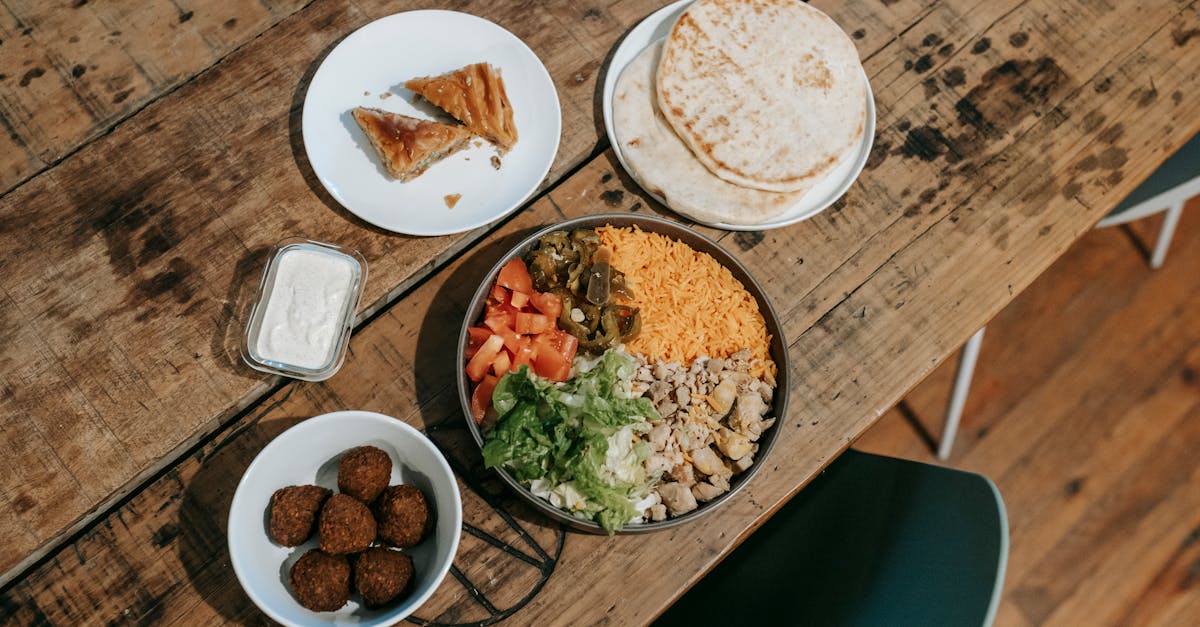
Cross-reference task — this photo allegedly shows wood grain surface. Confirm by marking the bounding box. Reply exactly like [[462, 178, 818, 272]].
[[1, 0, 1198, 622]]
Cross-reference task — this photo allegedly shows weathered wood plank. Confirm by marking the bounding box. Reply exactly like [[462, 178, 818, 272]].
[[0, 0, 957, 588], [0, 0, 311, 195], [3, 0, 1197, 610], [0, 0, 678, 585]]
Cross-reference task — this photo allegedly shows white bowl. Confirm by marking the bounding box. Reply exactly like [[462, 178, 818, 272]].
[[228, 411, 462, 626]]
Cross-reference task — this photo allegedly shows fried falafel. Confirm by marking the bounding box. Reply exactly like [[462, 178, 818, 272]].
[[375, 484, 430, 548], [269, 485, 332, 546], [337, 446, 392, 503], [354, 547, 415, 608], [318, 494, 376, 555], [289, 549, 350, 612]]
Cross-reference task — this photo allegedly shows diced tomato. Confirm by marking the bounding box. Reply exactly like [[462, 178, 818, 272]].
[[491, 351, 512, 376], [496, 258, 533, 294], [532, 330, 577, 382], [512, 339, 537, 371], [488, 284, 510, 306], [483, 316, 524, 353], [484, 307, 517, 332], [471, 374, 499, 424], [510, 290, 530, 309], [465, 334, 504, 382], [529, 291, 563, 319], [465, 327, 492, 359], [515, 312, 556, 335]]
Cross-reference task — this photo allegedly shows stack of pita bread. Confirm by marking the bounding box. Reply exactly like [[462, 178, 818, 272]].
[[613, 0, 867, 226]]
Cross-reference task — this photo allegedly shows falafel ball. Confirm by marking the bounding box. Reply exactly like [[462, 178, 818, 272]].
[[289, 549, 350, 612], [269, 485, 332, 546], [337, 446, 392, 503], [354, 547, 415, 608], [318, 493, 376, 554], [375, 484, 430, 548]]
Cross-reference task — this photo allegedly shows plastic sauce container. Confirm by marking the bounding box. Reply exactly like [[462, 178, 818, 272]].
[[242, 238, 367, 381]]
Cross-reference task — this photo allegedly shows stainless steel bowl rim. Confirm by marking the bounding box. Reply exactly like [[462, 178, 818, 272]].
[[456, 213, 790, 533]]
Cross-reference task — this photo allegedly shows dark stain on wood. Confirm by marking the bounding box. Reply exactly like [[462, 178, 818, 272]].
[[1038, 225, 1052, 237], [943, 67, 966, 87], [1082, 111, 1106, 132], [1098, 123, 1124, 144], [1173, 91, 1183, 105], [13, 494, 36, 513], [972, 38, 991, 54], [1183, 366, 1197, 385], [1009, 32, 1030, 48], [132, 257, 196, 315], [938, 43, 954, 57], [151, 523, 180, 548], [903, 59, 913, 71], [898, 120, 912, 132], [1064, 477, 1084, 496], [897, 125, 951, 161], [734, 231, 764, 251], [1173, 28, 1200, 46], [852, 29, 865, 40], [913, 54, 934, 73], [1105, 170, 1123, 185], [629, 202, 643, 212], [922, 77, 940, 98], [19, 67, 45, 87], [71, 65, 86, 79], [1135, 87, 1158, 107], [113, 89, 133, 104], [600, 172, 612, 184], [582, 8, 602, 20], [179, 11, 194, 23], [922, 33, 944, 47], [1061, 180, 1082, 199], [918, 188, 938, 204], [898, 57, 1069, 165], [1095, 76, 1113, 93], [599, 189, 624, 207], [224, 18, 238, 28], [864, 138, 892, 170], [1097, 147, 1128, 169]]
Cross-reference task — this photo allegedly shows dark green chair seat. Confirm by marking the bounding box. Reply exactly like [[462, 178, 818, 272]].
[[1107, 132, 1200, 219], [654, 450, 1008, 627]]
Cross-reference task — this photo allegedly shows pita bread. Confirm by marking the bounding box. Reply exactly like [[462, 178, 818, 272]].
[[657, 0, 866, 193], [614, 41, 807, 226]]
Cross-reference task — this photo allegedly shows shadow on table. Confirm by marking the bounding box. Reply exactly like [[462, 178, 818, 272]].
[[176, 399, 306, 625]]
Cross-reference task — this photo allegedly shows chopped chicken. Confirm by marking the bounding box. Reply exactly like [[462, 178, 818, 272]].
[[649, 503, 667, 521], [659, 483, 698, 516], [669, 463, 696, 487], [690, 446, 728, 477], [692, 482, 724, 502]]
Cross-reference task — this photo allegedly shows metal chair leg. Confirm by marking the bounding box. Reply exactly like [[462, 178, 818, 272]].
[[939, 327, 986, 460], [1150, 200, 1185, 269]]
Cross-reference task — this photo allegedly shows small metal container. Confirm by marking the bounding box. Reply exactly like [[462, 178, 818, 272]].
[[242, 238, 367, 381], [456, 213, 790, 533]]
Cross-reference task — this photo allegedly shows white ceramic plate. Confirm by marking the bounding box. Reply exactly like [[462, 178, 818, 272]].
[[601, 0, 876, 231], [303, 11, 561, 236], [228, 411, 462, 627]]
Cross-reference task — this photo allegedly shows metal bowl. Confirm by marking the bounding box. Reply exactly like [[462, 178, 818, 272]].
[[456, 213, 789, 533]]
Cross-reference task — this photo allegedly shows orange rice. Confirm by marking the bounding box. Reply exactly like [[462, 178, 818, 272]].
[[597, 225, 776, 379]]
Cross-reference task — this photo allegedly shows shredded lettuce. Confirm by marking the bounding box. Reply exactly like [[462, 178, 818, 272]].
[[482, 350, 659, 532]]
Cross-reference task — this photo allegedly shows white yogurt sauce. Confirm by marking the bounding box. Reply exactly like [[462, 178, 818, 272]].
[[255, 247, 356, 369]]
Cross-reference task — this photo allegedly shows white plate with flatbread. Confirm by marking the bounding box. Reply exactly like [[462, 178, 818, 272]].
[[601, 0, 875, 231], [303, 11, 561, 236]]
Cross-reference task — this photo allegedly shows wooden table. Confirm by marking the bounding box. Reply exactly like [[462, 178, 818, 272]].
[[0, 0, 1195, 623]]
